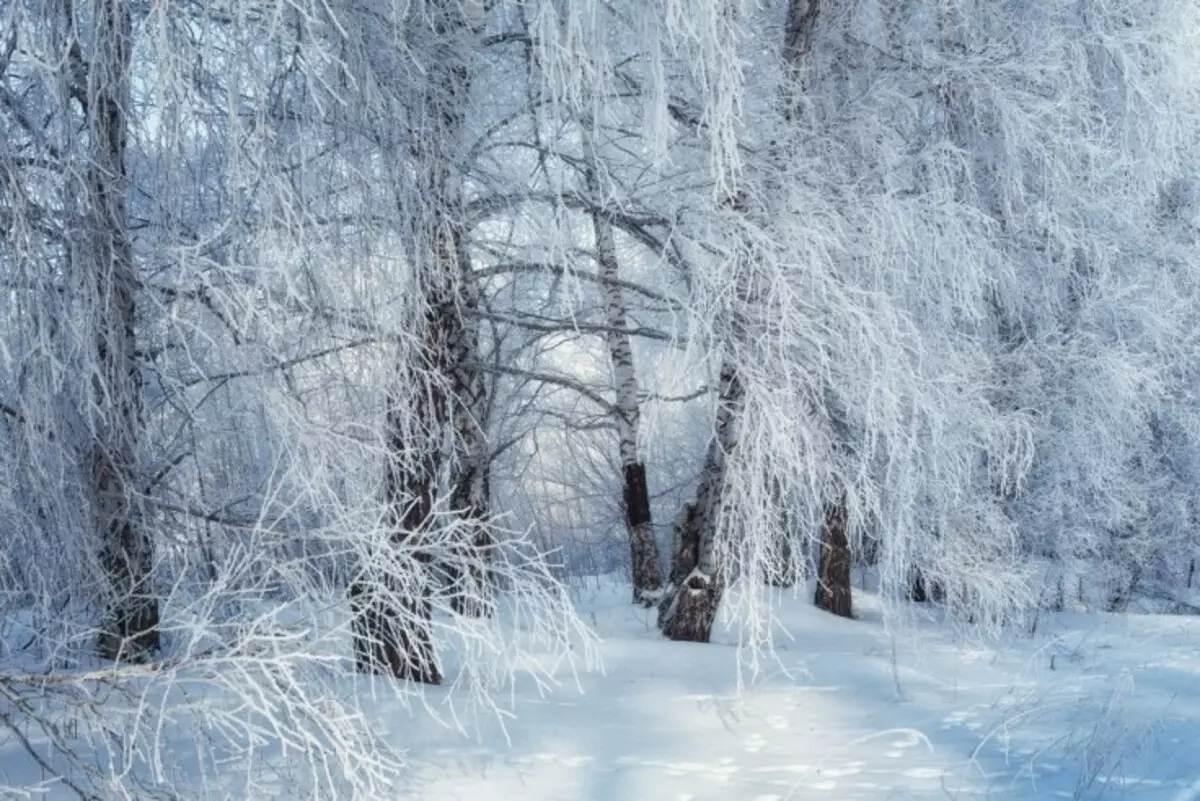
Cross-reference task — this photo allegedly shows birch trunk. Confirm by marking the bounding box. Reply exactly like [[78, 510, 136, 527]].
[[350, 378, 443, 682], [782, 0, 856, 618], [765, 0, 823, 588], [658, 363, 742, 641], [814, 469, 855, 616], [350, 0, 485, 679], [660, 0, 820, 640], [80, 0, 159, 661], [814, 497, 853, 618], [581, 128, 663, 607], [448, 277, 493, 618]]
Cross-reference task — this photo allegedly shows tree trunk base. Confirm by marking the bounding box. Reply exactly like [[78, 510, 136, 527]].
[[98, 601, 160, 662], [633, 585, 662, 608], [350, 579, 442, 684], [626, 466, 663, 606], [658, 571, 720, 643], [97, 520, 160, 662], [815, 502, 853, 619]]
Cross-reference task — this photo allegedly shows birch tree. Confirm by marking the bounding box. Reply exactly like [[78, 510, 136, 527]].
[[656, 0, 835, 639], [776, 0, 855, 620], [84, 0, 161, 661], [2, 0, 161, 659], [336, 0, 493, 682], [580, 127, 664, 605]]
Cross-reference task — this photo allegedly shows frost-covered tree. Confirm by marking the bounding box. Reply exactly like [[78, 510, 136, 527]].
[[327, 0, 493, 684], [2, 0, 1200, 794], [0, 0, 594, 796], [581, 124, 665, 606], [0, 0, 159, 659]]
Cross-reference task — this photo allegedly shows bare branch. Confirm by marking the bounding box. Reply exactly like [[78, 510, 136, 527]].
[[483, 364, 618, 415], [472, 308, 673, 342], [472, 260, 684, 308]]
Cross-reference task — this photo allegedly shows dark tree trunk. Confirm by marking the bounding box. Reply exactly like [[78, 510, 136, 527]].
[[350, 254, 463, 684], [814, 499, 853, 618], [664, 570, 724, 643], [449, 456, 494, 618], [447, 259, 493, 618], [348, 0, 486, 681], [351, 377, 445, 684], [764, 478, 798, 587], [909, 570, 929, 603], [83, 0, 158, 661], [382, 373, 443, 687], [657, 502, 722, 642], [907, 568, 944, 603], [624, 462, 663, 605], [1107, 563, 1143, 613], [349, 571, 438, 684], [658, 365, 742, 641]]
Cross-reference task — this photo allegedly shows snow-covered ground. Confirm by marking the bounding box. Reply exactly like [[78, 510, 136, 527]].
[[390, 579, 1200, 801], [4, 579, 1200, 800]]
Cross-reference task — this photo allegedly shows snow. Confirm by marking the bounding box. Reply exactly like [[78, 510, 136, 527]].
[[4, 578, 1200, 799], [386, 579, 1200, 801]]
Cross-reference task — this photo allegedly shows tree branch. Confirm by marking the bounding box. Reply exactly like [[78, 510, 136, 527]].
[[181, 340, 375, 387], [472, 260, 683, 307], [473, 309, 673, 342], [483, 364, 617, 415]]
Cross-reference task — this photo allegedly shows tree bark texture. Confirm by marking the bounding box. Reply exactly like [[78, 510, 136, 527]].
[[764, 477, 799, 587], [351, 0, 486, 679], [350, 369, 446, 684], [658, 364, 742, 641], [82, 0, 159, 661], [448, 398, 494, 618], [814, 499, 853, 618]]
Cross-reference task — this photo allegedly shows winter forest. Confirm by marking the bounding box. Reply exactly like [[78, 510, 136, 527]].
[[3, 0, 1200, 798]]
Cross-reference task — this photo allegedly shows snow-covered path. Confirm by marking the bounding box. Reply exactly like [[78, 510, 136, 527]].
[[390, 581, 1200, 800]]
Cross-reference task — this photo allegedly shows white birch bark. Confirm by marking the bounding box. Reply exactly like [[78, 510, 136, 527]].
[[580, 126, 663, 605]]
